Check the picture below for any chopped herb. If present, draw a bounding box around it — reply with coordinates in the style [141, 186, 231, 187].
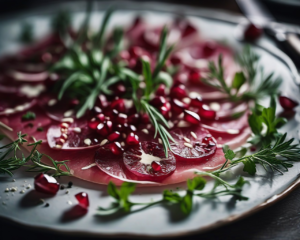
[22, 112, 36, 121]
[37, 127, 44, 132]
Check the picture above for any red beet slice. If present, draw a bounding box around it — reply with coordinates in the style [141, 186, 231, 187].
[123, 142, 176, 181]
[170, 126, 217, 161]
[34, 173, 59, 194]
[75, 192, 89, 208]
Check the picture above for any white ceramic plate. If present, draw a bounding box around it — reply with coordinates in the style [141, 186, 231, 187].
[0, 1, 300, 238]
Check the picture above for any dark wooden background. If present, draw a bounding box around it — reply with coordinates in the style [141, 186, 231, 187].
[1, 0, 300, 239]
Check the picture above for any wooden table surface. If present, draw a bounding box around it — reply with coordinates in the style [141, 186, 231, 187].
[1, 1, 300, 239]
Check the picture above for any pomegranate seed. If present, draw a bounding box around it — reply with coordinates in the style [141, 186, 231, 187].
[106, 121, 113, 132]
[250, 146, 256, 152]
[170, 55, 181, 65]
[110, 142, 124, 155]
[184, 110, 201, 124]
[128, 124, 137, 132]
[244, 23, 262, 41]
[202, 135, 213, 144]
[129, 46, 143, 58]
[60, 133, 68, 140]
[70, 99, 79, 106]
[160, 106, 170, 120]
[141, 114, 150, 123]
[198, 105, 216, 120]
[97, 121, 113, 137]
[34, 173, 59, 195]
[128, 113, 140, 124]
[173, 72, 188, 86]
[75, 192, 89, 208]
[110, 98, 126, 113]
[42, 52, 52, 63]
[115, 124, 124, 132]
[88, 118, 100, 130]
[202, 42, 216, 58]
[93, 106, 102, 114]
[190, 96, 203, 108]
[114, 83, 126, 95]
[170, 84, 187, 99]
[98, 94, 109, 108]
[151, 161, 162, 171]
[120, 50, 130, 60]
[107, 109, 119, 120]
[279, 96, 298, 110]
[189, 70, 201, 84]
[97, 123, 108, 136]
[56, 138, 65, 145]
[171, 99, 188, 114]
[108, 131, 120, 141]
[117, 113, 128, 124]
[182, 23, 196, 38]
[150, 96, 167, 107]
[156, 84, 166, 96]
[126, 132, 140, 145]
[96, 113, 105, 122]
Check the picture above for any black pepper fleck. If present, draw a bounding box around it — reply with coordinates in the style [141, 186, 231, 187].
[45, 203, 49, 207]
[60, 185, 65, 190]
[68, 181, 73, 188]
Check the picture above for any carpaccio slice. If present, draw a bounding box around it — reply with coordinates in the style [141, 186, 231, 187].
[170, 126, 217, 161]
[47, 121, 103, 149]
[95, 143, 225, 185]
[0, 16, 252, 186]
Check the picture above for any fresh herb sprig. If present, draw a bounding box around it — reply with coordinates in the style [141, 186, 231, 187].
[0, 133, 71, 177]
[219, 133, 300, 176]
[202, 46, 282, 102]
[248, 99, 287, 147]
[52, 8, 124, 118]
[97, 175, 248, 215]
[136, 28, 174, 156]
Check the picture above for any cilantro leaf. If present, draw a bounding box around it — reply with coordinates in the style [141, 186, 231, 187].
[222, 145, 236, 160]
[232, 71, 246, 91]
[163, 190, 182, 203]
[187, 176, 206, 191]
[242, 158, 257, 175]
[180, 192, 193, 215]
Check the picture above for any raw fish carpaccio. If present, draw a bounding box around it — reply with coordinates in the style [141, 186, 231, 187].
[0, 16, 251, 186]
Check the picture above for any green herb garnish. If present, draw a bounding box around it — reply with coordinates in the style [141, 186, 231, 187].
[97, 175, 248, 215]
[202, 46, 282, 102]
[37, 127, 44, 132]
[0, 132, 71, 177]
[219, 133, 300, 175]
[22, 111, 36, 121]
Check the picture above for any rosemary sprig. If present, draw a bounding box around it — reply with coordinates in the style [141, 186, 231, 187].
[130, 27, 174, 157]
[218, 133, 300, 176]
[0, 133, 71, 177]
[141, 100, 176, 156]
[97, 176, 247, 215]
[202, 45, 282, 102]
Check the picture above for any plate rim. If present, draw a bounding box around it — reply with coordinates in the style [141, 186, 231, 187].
[0, 0, 299, 238]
